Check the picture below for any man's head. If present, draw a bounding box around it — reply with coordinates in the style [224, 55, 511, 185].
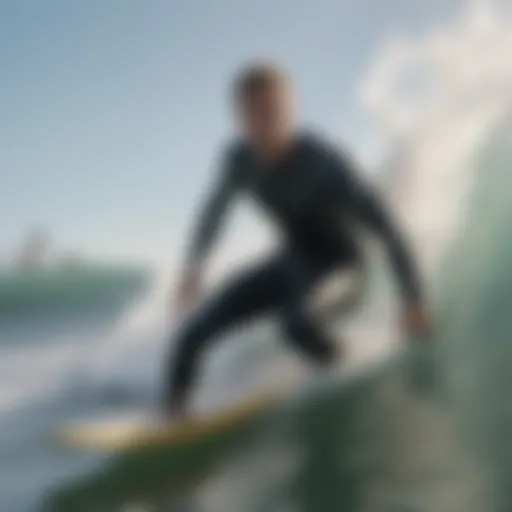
[232, 61, 296, 153]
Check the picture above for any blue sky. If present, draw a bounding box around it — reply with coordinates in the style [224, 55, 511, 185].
[1, 0, 465, 263]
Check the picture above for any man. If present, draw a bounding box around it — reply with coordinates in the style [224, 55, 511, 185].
[165, 62, 431, 417]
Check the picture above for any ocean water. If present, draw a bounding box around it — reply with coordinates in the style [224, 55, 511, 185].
[2, 125, 512, 512]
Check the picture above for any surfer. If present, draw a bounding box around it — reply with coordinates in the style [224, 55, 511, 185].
[165, 62, 432, 417]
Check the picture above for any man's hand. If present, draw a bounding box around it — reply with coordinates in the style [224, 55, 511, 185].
[402, 302, 433, 338]
[173, 268, 203, 318]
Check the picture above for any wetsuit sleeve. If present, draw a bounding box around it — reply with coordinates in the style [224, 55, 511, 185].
[184, 147, 241, 273]
[327, 149, 423, 303]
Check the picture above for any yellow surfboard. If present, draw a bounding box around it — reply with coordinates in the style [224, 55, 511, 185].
[56, 361, 308, 453]
[57, 390, 287, 453]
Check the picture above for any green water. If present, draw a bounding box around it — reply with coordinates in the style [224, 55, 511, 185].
[0, 263, 150, 315]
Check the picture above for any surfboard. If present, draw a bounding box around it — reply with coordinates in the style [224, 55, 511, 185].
[57, 392, 286, 453]
[56, 359, 307, 454]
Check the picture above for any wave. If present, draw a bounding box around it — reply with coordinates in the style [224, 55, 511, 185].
[45, 120, 512, 512]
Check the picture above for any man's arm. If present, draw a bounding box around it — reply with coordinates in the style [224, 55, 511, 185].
[174, 148, 241, 314]
[184, 150, 240, 275]
[327, 148, 423, 305]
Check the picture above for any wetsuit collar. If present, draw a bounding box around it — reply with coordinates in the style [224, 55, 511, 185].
[246, 130, 303, 169]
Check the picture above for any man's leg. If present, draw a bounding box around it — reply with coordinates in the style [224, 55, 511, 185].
[164, 254, 290, 414]
[280, 302, 338, 365]
[278, 252, 355, 367]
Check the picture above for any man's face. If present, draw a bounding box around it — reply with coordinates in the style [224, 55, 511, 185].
[236, 79, 295, 149]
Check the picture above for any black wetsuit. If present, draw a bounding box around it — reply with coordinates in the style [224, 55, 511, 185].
[166, 132, 422, 405]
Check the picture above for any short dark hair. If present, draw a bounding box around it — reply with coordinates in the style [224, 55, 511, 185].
[233, 61, 289, 102]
